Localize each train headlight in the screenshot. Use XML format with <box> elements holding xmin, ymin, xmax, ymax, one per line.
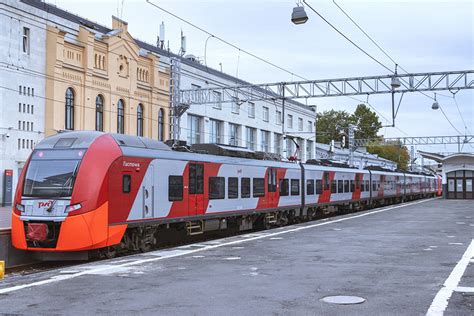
<box><xmin>16</xmin><ymin>203</ymin><xmax>25</xmax><ymax>213</ymax></box>
<box><xmin>66</xmin><ymin>203</ymin><xmax>82</xmax><ymax>213</ymax></box>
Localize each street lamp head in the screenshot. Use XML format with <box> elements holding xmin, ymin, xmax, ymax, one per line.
<box><xmin>291</xmin><ymin>6</ymin><xmax>308</xmax><ymax>25</ymax></box>
<box><xmin>390</xmin><ymin>76</ymin><xmax>401</xmax><ymax>89</ymax></box>
<box><xmin>432</xmin><ymin>93</ymin><xmax>439</xmax><ymax>110</ymax></box>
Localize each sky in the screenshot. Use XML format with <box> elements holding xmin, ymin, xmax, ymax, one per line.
<box><xmin>53</xmin><ymin>0</ymin><xmax>473</xmax><ymax>156</ymax></box>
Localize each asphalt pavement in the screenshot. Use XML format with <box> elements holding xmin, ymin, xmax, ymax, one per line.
<box><xmin>0</xmin><ymin>198</ymin><xmax>472</xmax><ymax>315</ymax></box>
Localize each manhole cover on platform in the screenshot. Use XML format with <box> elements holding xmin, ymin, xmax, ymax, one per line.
<box><xmin>321</xmin><ymin>295</ymin><xmax>366</xmax><ymax>305</ymax></box>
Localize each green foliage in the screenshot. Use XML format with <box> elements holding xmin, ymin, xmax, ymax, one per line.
<box><xmin>316</xmin><ymin>104</ymin><xmax>382</xmax><ymax>147</ymax></box>
<box><xmin>315</xmin><ymin>104</ymin><xmax>409</xmax><ymax>169</ymax></box>
<box><xmin>367</xmin><ymin>142</ymin><xmax>410</xmax><ymax>171</ymax></box>
<box><xmin>351</xmin><ymin>104</ymin><xmax>382</xmax><ymax>140</ymax></box>
<box><xmin>316</xmin><ymin>110</ymin><xmax>352</xmax><ymax>145</ymax></box>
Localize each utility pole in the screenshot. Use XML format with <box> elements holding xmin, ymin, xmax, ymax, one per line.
<box><xmin>170</xmin><ymin>57</ymin><xmax>181</xmax><ymax>145</ymax></box>
<box><xmin>348</xmin><ymin>124</ymin><xmax>355</xmax><ymax>167</ymax></box>
<box><xmin>281</xmin><ymin>83</ymin><xmax>286</xmax><ymax>157</ymax></box>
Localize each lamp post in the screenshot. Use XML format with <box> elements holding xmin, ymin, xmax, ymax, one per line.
<box><xmin>390</xmin><ymin>64</ymin><xmax>401</xmax><ymax>127</ymax></box>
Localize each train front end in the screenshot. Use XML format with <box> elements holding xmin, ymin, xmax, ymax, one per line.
<box><xmin>11</xmin><ymin>132</ymin><xmax>125</xmax><ymax>252</ymax></box>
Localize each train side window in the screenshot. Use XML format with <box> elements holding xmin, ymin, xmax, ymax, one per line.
<box><xmin>253</xmin><ymin>178</ymin><xmax>265</xmax><ymax>197</ymax></box>
<box><xmin>168</xmin><ymin>176</ymin><xmax>183</xmax><ymax>201</ymax></box>
<box><xmin>228</xmin><ymin>177</ymin><xmax>238</xmax><ymax>199</ymax></box>
<box><xmin>268</xmin><ymin>168</ymin><xmax>277</xmax><ymax>192</ymax></box>
<box><xmin>365</xmin><ymin>180</ymin><xmax>370</xmax><ymax>191</ymax></box>
<box><xmin>280</xmin><ymin>179</ymin><xmax>289</xmax><ymax>196</ymax></box>
<box><xmin>324</xmin><ymin>172</ymin><xmax>330</xmax><ymax>190</ymax></box>
<box><xmin>360</xmin><ymin>181</ymin><xmax>365</xmax><ymax>192</ymax></box>
<box><xmin>331</xmin><ymin>180</ymin><xmax>337</xmax><ymax>193</ymax></box>
<box><xmin>337</xmin><ymin>180</ymin><xmax>343</xmax><ymax>193</ymax></box>
<box><xmin>209</xmin><ymin>177</ymin><xmax>225</xmax><ymax>200</ymax></box>
<box><xmin>241</xmin><ymin>177</ymin><xmax>251</xmax><ymax>198</ymax></box>
<box><xmin>291</xmin><ymin>179</ymin><xmax>300</xmax><ymax>196</ymax></box>
<box><xmin>315</xmin><ymin>179</ymin><xmax>323</xmax><ymax>194</ymax></box>
<box><xmin>306</xmin><ymin>179</ymin><xmax>315</xmax><ymax>195</ymax></box>
<box><xmin>373</xmin><ymin>181</ymin><xmax>377</xmax><ymax>191</ymax></box>
<box><xmin>344</xmin><ymin>180</ymin><xmax>350</xmax><ymax>193</ymax></box>
<box><xmin>122</xmin><ymin>175</ymin><xmax>131</xmax><ymax>193</ymax></box>
<box><xmin>189</xmin><ymin>163</ymin><xmax>204</xmax><ymax>194</ymax></box>
<box><xmin>350</xmin><ymin>180</ymin><xmax>355</xmax><ymax>192</ymax></box>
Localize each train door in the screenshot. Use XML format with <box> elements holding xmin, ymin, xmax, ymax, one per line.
<box><xmin>142</xmin><ymin>165</ymin><xmax>154</xmax><ymax>218</ymax></box>
<box><xmin>267</xmin><ymin>168</ymin><xmax>278</xmax><ymax>207</ymax></box>
<box><xmin>188</xmin><ymin>163</ymin><xmax>204</xmax><ymax>216</ymax></box>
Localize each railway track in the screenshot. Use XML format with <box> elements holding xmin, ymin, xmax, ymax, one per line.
<box><xmin>4</xmin><ymin>197</ymin><xmax>433</xmax><ymax>278</ymax></box>
<box><xmin>4</xmin><ymin>204</ymin><xmax>354</xmax><ymax>277</ymax></box>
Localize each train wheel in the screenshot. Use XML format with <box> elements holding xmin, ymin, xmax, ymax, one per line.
<box><xmin>139</xmin><ymin>242</ymin><xmax>151</xmax><ymax>253</ymax></box>
<box><xmin>103</xmin><ymin>246</ymin><xmax>117</xmax><ymax>259</ymax></box>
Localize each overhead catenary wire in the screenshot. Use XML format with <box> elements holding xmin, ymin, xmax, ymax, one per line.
<box><xmin>302</xmin><ymin>0</ymin><xmax>393</xmax><ymax>74</ymax></box>
<box><xmin>3</xmin><ymin>2</ymin><xmax>408</xmax><ymax>138</ymax></box>
<box><xmin>145</xmin><ymin>0</ymin><xmax>409</xmax><ymax>136</ymax></box>
<box><xmin>145</xmin><ymin>0</ymin><xmax>308</xmax><ymax>81</ymax></box>
<box><xmin>330</xmin><ymin>0</ymin><xmax>469</xmax><ymax>137</ymax></box>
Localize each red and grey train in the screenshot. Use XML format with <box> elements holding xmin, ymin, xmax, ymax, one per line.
<box><xmin>12</xmin><ymin>132</ymin><xmax>441</xmax><ymax>255</ymax></box>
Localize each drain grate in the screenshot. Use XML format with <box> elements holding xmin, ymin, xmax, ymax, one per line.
<box><xmin>321</xmin><ymin>295</ymin><xmax>366</xmax><ymax>305</ymax></box>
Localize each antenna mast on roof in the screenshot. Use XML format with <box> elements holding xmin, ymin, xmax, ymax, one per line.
<box><xmin>157</xmin><ymin>21</ymin><xmax>165</xmax><ymax>49</ymax></box>
<box><xmin>179</xmin><ymin>30</ymin><xmax>186</xmax><ymax>57</ymax></box>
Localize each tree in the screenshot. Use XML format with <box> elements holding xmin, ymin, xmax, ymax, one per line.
<box><xmin>367</xmin><ymin>142</ymin><xmax>410</xmax><ymax>170</ymax></box>
<box><xmin>350</xmin><ymin>104</ymin><xmax>382</xmax><ymax>140</ymax></box>
<box><xmin>316</xmin><ymin>110</ymin><xmax>352</xmax><ymax>145</ymax></box>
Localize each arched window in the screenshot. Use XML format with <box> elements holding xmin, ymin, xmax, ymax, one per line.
<box><xmin>95</xmin><ymin>95</ymin><xmax>104</xmax><ymax>131</ymax></box>
<box><xmin>158</xmin><ymin>108</ymin><xmax>164</xmax><ymax>141</ymax></box>
<box><xmin>65</xmin><ymin>88</ymin><xmax>74</xmax><ymax>130</ymax></box>
<box><xmin>117</xmin><ymin>99</ymin><xmax>124</xmax><ymax>134</ymax></box>
<box><xmin>137</xmin><ymin>104</ymin><xmax>144</xmax><ymax>136</ymax></box>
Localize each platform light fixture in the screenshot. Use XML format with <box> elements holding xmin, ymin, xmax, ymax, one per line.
<box><xmin>291</xmin><ymin>2</ymin><xmax>309</xmax><ymax>25</ymax></box>
<box><xmin>391</xmin><ymin>64</ymin><xmax>401</xmax><ymax>89</ymax></box>
<box><xmin>432</xmin><ymin>93</ymin><xmax>440</xmax><ymax>110</ymax></box>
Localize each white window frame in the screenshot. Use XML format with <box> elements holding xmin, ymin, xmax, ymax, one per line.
<box><xmin>213</xmin><ymin>91</ymin><xmax>222</xmax><ymax>109</ymax></box>
<box><xmin>22</xmin><ymin>27</ymin><xmax>30</xmax><ymax>55</ymax></box>
<box><xmin>287</xmin><ymin>114</ymin><xmax>293</xmax><ymax>129</ymax></box>
<box><xmin>262</xmin><ymin>106</ymin><xmax>269</xmax><ymax>122</ymax></box>
<box><xmin>298</xmin><ymin>118</ymin><xmax>303</xmax><ymax>131</ymax></box>
<box><xmin>231</xmin><ymin>97</ymin><xmax>240</xmax><ymax>114</ymax></box>
<box><xmin>229</xmin><ymin>123</ymin><xmax>240</xmax><ymax>146</ymax></box>
<box><xmin>248</xmin><ymin>102</ymin><xmax>255</xmax><ymax>118</ymax></box>
<box><xmin>276</xmin><ymin>110</ymin><xmax>282</xmax><ymax>126</ymax></box>
<box><xmin>261</xmin><ymin>130</ymin><xmax>270</xmax><ymax>152</ymax></box>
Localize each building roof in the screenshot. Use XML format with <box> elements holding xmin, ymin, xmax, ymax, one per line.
<box><xmin>21</xmin><ymin>0</ymin><xmax>311</xmax><ymax>110</ymax></box>
<box><xmin>419</xmin><ymin>151</ymin><xmax>474</xmax><ymax>163</ymax></box>
<box><xmin>316</xmin><ymin>143</ymin><xmax>395</xmax><ymax>164</ymax></box>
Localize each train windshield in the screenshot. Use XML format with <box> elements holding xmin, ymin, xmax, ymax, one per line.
<box><xmin>23</xmin><ymin>149</ymin><xmax>85</xmax><ymax>198</ymax></box>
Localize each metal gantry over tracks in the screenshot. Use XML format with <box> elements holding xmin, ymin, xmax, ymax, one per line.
<box><xmin>353</xmin><ymin>135</ymin><xmax>474</xmax><ymax>148</ymax></box>
<box><xmin>180</xmin><ymin>70</ymin><xmax>474</xmax><ymax>104</ymax></box>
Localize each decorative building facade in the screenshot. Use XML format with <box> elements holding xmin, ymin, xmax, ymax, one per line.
<box><xmin>0</xmin><ymin>0</ymin><xmax>170</xmax><ymax>205</ymax></box>
<box><xmin>0</xmin><ymin>0</ymin><xmax>395</xmax><ymax>206</ymax></box>
<box><xmin>44</xmin><ymin>17</ymin><xmax>169</xmax><ymax>138</ymax></box>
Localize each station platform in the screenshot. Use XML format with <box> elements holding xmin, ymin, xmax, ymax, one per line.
<box><xmin>0</xmin><ymin>206</ymin><xmax>11</xmax><ymax>230</ymax></box>
<box><xmin>0</xmin><ymin>198</ymin><xmax>472</xmax><ymax>314</ymax></box>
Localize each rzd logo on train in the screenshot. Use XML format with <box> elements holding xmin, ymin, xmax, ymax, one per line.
<box><xmin>38</xmin><ymin>201</ymin><xmax>53</xmax><ymax>208</ymax></box>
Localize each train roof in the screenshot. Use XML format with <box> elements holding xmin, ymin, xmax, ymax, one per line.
<box><xmin>36</xmin><ymin>132</ymin><xmax>434</xmax><ymax>177</ymax></box>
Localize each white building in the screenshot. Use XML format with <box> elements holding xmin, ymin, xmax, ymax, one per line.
<box><xmin>172</xmin><ymin>55</ymin><xmax>316</xmax><ymax>159</ymax></box>
<box><xmin>315</xmin><ymin>143</ymin><xmax>398</xmax><ymax>170</ymax></box>
<box><xmin>0</xmin><ymin>0</ymin><xmax>317</xmax><ymax>206</ymax></box>
<box><xmin>1</xmin><ymin>0</ymin><xmax>398</xmax><ymax>206</ymax></box>
<box><xmin>0</xmin><ymin>0</ymin><xmax>47</xmax><ymax>205</ymax></box>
